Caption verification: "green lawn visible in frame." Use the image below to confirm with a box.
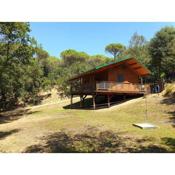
[0,92,175,153]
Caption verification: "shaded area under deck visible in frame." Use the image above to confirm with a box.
[67,93,144,110]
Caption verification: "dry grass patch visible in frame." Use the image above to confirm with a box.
[0,91,175,153]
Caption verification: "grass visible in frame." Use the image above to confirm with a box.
[162,83,175,97]
[0,89,175,153]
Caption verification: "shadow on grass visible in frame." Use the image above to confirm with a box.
[0,129,20,140]
[160,96,175,128]
[63,95,142,110]
[24,126,169,153]
[0,109,40,124]
[161,137,175,152]
[128,144,168,153]
[167,110,175,117]
[161,96,175,105]
[167,111,175,128]
[64,97,93,110]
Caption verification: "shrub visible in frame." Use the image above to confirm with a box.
[163,83,175,97]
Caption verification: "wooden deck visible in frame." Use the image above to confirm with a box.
[71,81,150,95]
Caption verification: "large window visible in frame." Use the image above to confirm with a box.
[117,74,124,82]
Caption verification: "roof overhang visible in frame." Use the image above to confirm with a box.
[69,57,150,81]
[124,58,150,77]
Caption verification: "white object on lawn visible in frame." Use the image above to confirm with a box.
[133,83,158,129]
[133,123,157,129]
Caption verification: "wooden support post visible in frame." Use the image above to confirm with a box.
[82,96,84,106]
[93,95,96,110]
[82,95,87,101]
[70,95,73,109]
[82,95,87,107]
[80,95,83,108]
[107,95,110,108]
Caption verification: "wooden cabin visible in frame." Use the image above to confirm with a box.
[69,56,151,109]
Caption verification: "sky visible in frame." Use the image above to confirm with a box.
[30,22,175,58]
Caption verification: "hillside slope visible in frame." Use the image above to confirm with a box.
[0,89,174,153]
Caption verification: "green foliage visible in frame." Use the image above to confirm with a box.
[0,22,35,110]
[35,46,49,59]
[38,56,60,89]
[149,26,175,80]
[0,23,59,109]
[89,54,112,68]
[127,32,151,67]
[105,43,126,59]
[61,49,89,66]
[22,59,44,104]
[31,38,61,90]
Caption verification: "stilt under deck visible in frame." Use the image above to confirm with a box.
[93,95,96,110]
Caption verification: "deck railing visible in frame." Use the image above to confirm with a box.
[71,81,150,94]
[96,81,146,93]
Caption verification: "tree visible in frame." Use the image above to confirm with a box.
[149,26,175,80]
[60,49,89,66]
[23,59,44,104]
[58,50,89,95]
[0,22,46,110]
[129,32,146,48]
[128,32,151,67]
[88,54,112,68]
[35,46,49,59]
[41,56,61,89]
[105,43,125,60]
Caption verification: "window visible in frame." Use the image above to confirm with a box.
[117,74,124,82]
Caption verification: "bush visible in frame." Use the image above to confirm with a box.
[162,83,175,97]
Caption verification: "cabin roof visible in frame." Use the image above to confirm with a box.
[69,56,150,81]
